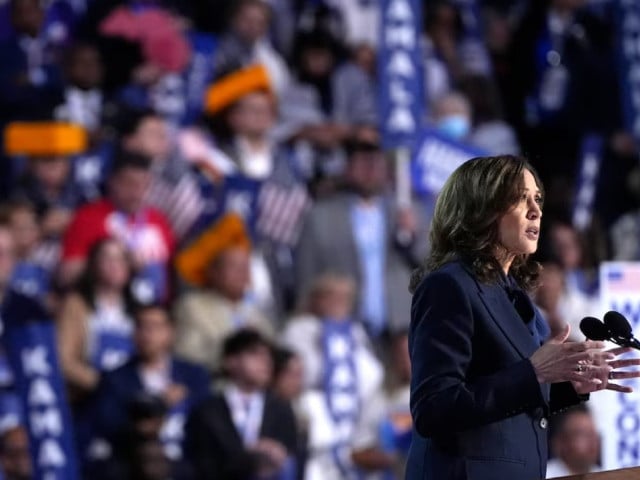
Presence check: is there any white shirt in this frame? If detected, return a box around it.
[224,384,265,446]
[546,458,601,478]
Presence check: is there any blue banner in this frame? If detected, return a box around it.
[572,134,604,231]
[193,174,262,241]
[0,291,79,480]
[378,0,424,150]
[411,128,485,196]
[614,0,640,142]
[450,0,491,75]
[182,33,217,126]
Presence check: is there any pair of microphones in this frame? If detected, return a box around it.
[579,311,640,350]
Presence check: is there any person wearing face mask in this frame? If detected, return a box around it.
[431,91,473,143]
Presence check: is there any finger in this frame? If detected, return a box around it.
[609,370,640,380]
[567,341,606,352]
[568,371,603,384]
[606,383,634,393]
[550,323,571,344]
[607,347,634,356]
[567,351,614,364]
[608,358,640,369]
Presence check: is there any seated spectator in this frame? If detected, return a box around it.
[201,65,311,312]
[10,150,79,240]
[534,260,592,342]
[610,202,640,263]
[174,214,273,372]
[54,41,105,134]
[295,133,424,335]
[282,273,383,480]
[92,305,209,477]
[213,0,289,95]
[277,29,356,166]
[3,201,55,300]
[546,218,601,298]
[352,331,412,480]
[57,237,136,401]
[429,91,474,145]
[0,425,32,480]
[60,151,175,303]
[185,329,297,480]
[0,0,66,123]
[547,405,601,478]
[459,74,520,155]
[0,222,16,307]
[272,347,307,480]
[119,107,203,241]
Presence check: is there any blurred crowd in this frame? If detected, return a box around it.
[0,0,637,478]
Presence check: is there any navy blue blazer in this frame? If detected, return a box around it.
[406,261,584,480]
[94,355,210,439]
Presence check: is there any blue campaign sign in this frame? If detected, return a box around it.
[614,0,640,142]
[182,32,217,126]
[193,174,262,241]
[0,291,79,480]
[411,128,485,196]
[378,0,424,150]
[572,134,604,231]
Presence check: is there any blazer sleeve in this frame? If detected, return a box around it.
[410,272,548,438]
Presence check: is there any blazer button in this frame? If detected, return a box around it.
[539,417,548,429]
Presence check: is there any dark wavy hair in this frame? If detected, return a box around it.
[409,155,544,293]
[75,237,136,311]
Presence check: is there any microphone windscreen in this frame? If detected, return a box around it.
[579,317,611,341]
[604,311,632,337]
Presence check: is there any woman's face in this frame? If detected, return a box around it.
[95,240,130,289]
[497,169,543,260]
[550,224,582,270]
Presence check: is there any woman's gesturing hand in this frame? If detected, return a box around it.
[530,324,613,385]
[571,346,640,395]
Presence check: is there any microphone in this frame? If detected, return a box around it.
[604,311,640,350]
[579,316,611,341]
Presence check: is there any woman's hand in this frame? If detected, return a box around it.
[530,324,613,385]
[571,346,640,395]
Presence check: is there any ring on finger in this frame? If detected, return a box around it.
[575,363,584,372]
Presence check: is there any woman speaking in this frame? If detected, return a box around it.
[406,155,640,480]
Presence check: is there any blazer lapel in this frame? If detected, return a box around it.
[477,283,539,359]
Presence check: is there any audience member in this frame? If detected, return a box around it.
[0,425,32,480]
[10,150,79,240]
[272,347,308,480]
[54,41,105,133]
[204,65,311,312]
[93,305,209,477]
[430,91,474,145]
[57,237,135,400]
[459,74,520,155]
[174,214,273,372]
[60,151,175,302]
[507,0,620,184]
[0,0,66,122]
[283,273,383,480]
[0,223,16,306]
[351,331,412,480]
[295,134,423,335]
[547,405,601,478]
[213,0,289,95]
[185,329,297,480]
[119,108,203,241]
